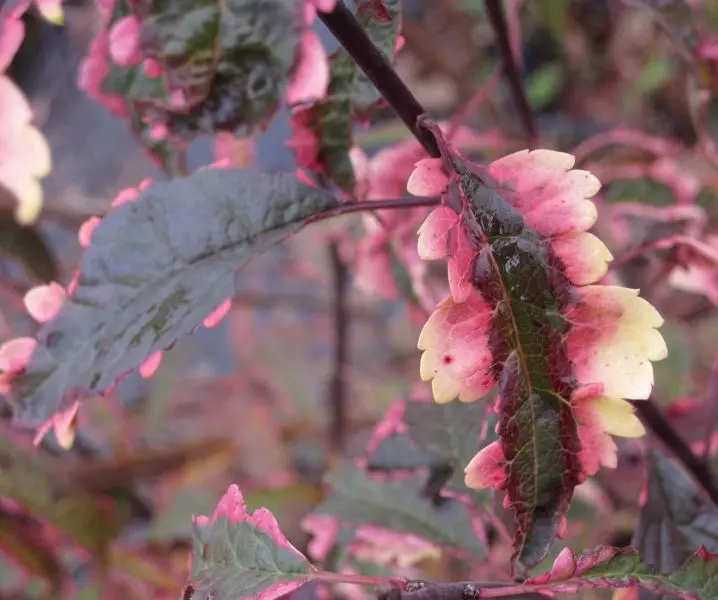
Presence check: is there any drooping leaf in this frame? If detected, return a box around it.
[188,485,315,600]
[521,545,718,599]
[633,451,718,573]
[0,75,52,224]
[9,168,337,425]
[0,431,120,551]
[314,463,486,559]
[404,399,497,495]
[291,0,402,189]
[409,129,664,571]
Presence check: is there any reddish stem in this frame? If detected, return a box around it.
[314,570,407,588]
[308,196,440,224]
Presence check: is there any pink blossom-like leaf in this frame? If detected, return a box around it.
[411,126,666,571]
[188,484,315,600]
[0,15,24,72]
[287,30,329,105]
[203,298,233,329]
[23,282,66,324]
[108,15,142,67]
[0,75,51,224]
[464,441,506,490]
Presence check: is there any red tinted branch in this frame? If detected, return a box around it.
[631,399,718,505]
[485,0,536,145]
[317,1,440,158]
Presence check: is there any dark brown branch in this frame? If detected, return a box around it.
[379,581,549,600]
[317,1,440,158]
[328,242,349,454]
[631,398,718,505]
[484,0,536,145]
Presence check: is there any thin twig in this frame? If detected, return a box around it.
[631,398,718,505]
[485,0,536,145]
[328,242,349,455]
[317,1,440,158]
[308,196,440,224]
[378,581,549,600]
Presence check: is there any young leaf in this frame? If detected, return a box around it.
[290,0,402,189]
[8,169,337,425]
[188,484,315,600]
[519,545,718,599]
[633,451,718,572]
[404,399,497,495]
[314,462,486,559]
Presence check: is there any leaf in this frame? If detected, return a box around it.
[366,432,443,472]
[142,0,302,137]
[0,430,120,551]
[404,399,497,495]
[0,75,52,224]
[633,451,718,573]
[291,0,402,189]
[522,545,718,599]
[315,463,486,559]
[10,168,337,425]
[188,485,314,600]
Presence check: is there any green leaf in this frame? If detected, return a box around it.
[404,399,497,495]
[524,546,718,599]
[633,451,718,572]
[144,0,302,137]
[0,432,120,551]
[292,0,402,189]
[190,518,313,600]
[315,463,486,559]
[11,169,337,425]
[367,432,444,472]
[527,63,564,111]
